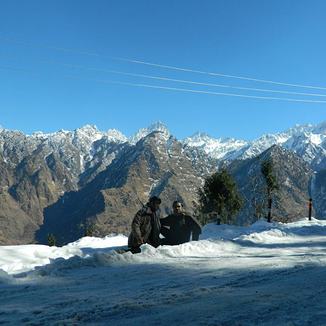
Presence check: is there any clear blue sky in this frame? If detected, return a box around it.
[0,0,325,140]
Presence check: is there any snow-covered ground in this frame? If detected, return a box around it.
[1,218,326,325]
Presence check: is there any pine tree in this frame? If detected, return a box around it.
[47,233,56,247]
[84,223,96,237]
[261,159,279,222]
[78,221,98,237]
[198,169,243,224]
[250,173,267,221]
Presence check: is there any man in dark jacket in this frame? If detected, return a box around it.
[160,201,201,245]
[128,196,161,253]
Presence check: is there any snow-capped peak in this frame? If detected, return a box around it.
[73,125,102,142]
[183,120,326,170]
[105,129,128,143]
[183,132,215,146]
[29,129,72,145]
[183,132,247,160]
[129,121,170,144]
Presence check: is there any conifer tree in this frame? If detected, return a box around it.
[198,169,243,224]
[47,233,56,247]
[261,159,279,222]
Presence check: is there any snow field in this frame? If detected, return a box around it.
[1,218,326,325]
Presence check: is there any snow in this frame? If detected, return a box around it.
[105,129,128,143]
[183,132,247,160]
[2,120,326,173]
[1,218,326,325]
[183,121,326,168]
[310,133,323,145]
[0,244,83,275]
[130,121,170,144]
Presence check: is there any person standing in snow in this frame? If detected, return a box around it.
[160,201,202,245]
[128,196,162,253]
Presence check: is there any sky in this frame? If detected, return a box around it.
[0,0,325,140]
[1,218,326,324]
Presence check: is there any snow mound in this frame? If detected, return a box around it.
[0,244,83,275]
[1,218,326,277]
[67,234,127,249]
[139,240,241,259]
[237,229,291,243]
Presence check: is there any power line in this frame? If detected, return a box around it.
[1,34,326,92]
[1,63,326,103]
[54,62,326,98]
[115,57,326,91]
[67,75,326,104]
[0,35,101,57]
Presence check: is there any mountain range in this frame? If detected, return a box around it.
[0,121,325,245]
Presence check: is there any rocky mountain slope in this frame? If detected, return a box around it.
[229,145,314,225]
[0,121,325,245]
[36,131,217,245]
